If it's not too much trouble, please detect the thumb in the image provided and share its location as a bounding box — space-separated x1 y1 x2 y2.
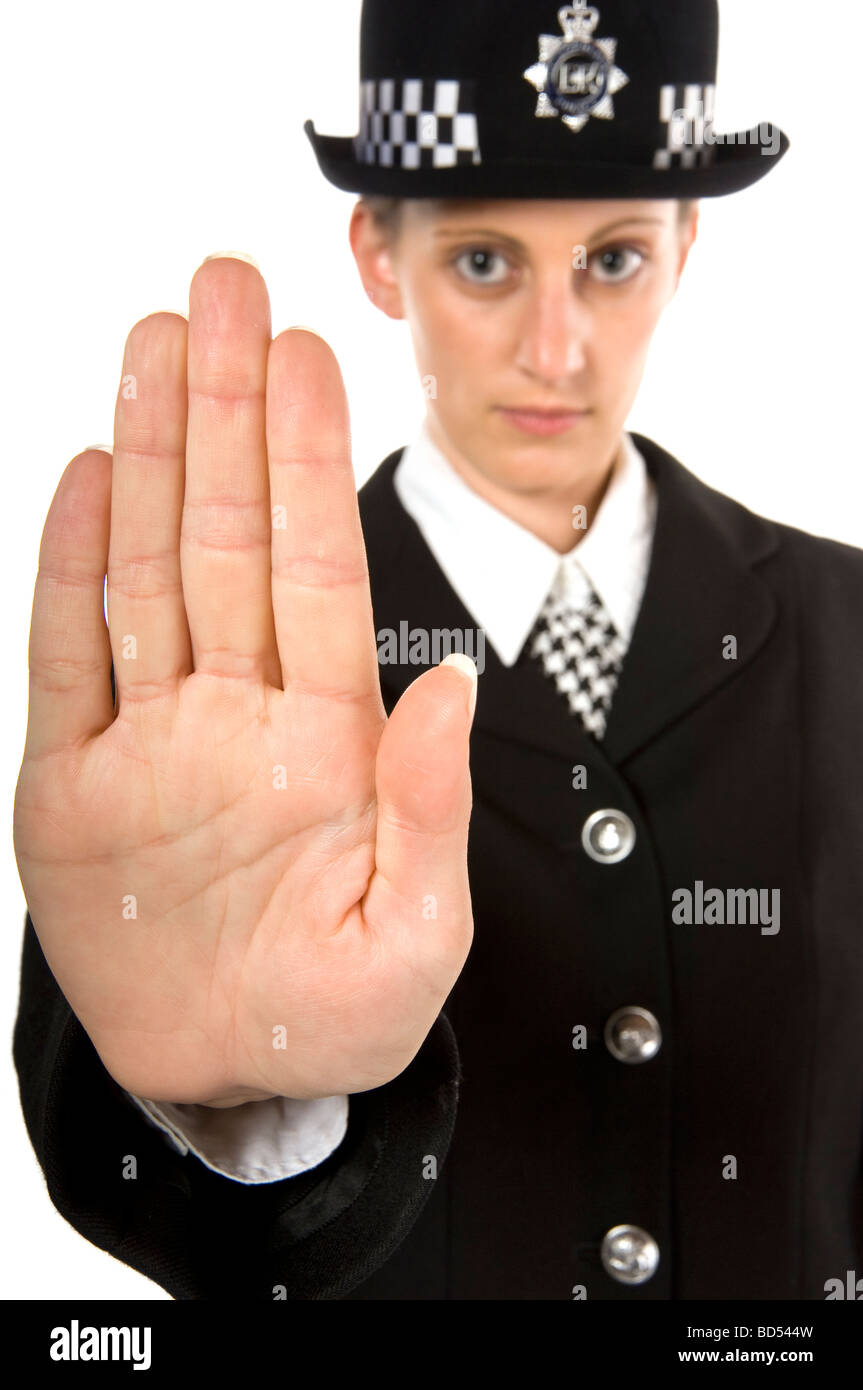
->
366 654 477 944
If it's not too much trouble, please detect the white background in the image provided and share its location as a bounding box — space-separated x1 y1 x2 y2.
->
1 0 858 1299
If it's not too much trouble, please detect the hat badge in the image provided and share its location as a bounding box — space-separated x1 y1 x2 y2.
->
524 2 630 134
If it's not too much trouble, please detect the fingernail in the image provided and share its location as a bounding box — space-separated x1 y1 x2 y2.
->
288 325 320 335
441 652 478 720
203 251 260 269
85 444 113 454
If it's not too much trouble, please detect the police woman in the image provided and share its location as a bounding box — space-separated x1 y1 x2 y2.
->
16 2 863 1303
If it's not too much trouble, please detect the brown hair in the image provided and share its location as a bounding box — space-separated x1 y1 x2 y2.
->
361 195 697 242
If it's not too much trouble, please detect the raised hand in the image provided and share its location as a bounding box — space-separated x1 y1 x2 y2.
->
13 256 476 1107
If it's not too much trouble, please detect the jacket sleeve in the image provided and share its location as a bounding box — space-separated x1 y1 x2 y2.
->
12 910 461 1301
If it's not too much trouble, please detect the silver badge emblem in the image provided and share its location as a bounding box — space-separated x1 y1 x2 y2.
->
524 3 630 134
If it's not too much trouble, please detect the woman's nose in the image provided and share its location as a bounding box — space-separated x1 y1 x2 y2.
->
514 280 589 383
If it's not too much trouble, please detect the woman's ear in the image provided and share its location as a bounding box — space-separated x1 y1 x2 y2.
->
673 204 700 292
348 201 406 320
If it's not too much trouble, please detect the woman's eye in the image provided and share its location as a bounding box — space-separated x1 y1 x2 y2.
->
454 248 511 285
589 246 645 284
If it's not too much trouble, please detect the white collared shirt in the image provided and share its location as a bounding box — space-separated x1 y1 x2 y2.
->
128 419 659 1182
394 417 657 665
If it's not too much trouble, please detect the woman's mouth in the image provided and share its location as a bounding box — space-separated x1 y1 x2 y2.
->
496 406 589 436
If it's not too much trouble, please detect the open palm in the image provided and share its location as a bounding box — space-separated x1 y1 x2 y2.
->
13 258 476 1107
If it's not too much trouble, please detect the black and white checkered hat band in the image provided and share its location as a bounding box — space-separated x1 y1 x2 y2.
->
653 82 717 169
354 78 482 169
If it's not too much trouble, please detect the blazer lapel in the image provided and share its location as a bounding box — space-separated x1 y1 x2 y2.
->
358 433 780 771
602 433 780 764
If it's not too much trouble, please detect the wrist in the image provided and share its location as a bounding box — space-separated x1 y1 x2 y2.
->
196 1089 282 1109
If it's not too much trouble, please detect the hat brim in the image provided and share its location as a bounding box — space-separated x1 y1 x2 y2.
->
304 119 789 199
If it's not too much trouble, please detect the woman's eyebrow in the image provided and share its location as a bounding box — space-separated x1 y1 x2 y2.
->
432 227 525 248
588 215 667 238
432 216 666 248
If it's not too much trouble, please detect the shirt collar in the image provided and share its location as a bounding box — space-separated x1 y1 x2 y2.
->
393 417 657 667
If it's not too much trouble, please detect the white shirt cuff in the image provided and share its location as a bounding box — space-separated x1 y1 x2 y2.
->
124 1091 349 1185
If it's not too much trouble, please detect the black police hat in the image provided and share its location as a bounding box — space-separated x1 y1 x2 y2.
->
304 0 789 198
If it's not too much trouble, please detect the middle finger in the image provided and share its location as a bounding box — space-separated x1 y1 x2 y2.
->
182 256 281 685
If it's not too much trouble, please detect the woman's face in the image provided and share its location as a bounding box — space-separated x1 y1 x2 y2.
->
350 197 697 503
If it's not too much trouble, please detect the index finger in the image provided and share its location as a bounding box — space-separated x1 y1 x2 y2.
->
267 329 382 704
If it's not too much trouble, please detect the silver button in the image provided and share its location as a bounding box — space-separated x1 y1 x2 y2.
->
600 1225 660 1285
604 1006 662 1064
581 809 636 864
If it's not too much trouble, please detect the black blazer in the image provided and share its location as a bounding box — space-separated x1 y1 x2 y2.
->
13 433 863 1300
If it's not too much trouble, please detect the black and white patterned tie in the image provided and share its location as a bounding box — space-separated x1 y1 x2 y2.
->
525 578 627 741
